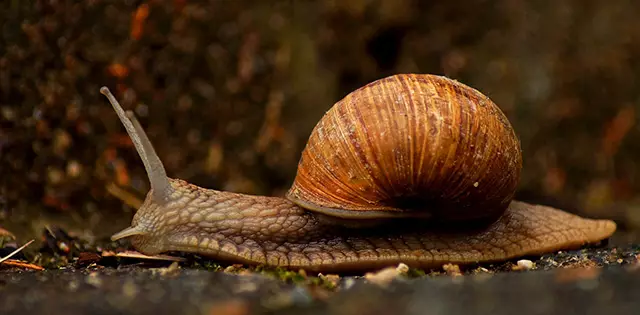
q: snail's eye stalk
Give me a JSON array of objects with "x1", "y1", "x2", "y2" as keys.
[{"x1": 100, "y1": 87, "x2": 173, "y2": 204}]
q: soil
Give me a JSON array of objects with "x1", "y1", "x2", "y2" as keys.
[
  {"x1": 1, "y1": 231, "x2": 639, "y2": 315},
  {"x1": 1, "y1": 245, "x2": 639, "y2": 315}
]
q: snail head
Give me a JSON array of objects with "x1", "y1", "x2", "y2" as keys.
[{"x1": 100, "y1": 87, "x2": 176, "y2": 254}]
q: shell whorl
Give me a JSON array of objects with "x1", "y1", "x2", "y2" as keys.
[{"x1": 286, "y1": 74, "x2": 522, "y2": 222}]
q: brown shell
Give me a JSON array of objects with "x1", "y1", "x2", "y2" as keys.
[{"x1": 286, "y1": 74, "x2": 522, "y2": 222}]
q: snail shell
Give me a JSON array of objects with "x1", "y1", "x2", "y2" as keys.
[{"x1": 287, "y1": 74, "x2": 522, "y2": 222}]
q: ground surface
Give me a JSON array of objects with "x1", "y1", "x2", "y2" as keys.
[
  {"x1": 2, "y1": 255, "x2": 640, "y2": 315},
  {"x1": 1, "y1": 243, "x2": 639, "y2": 315}
]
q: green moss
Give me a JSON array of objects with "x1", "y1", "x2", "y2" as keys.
[
  {"x1": 406, "y1": 268, "x2": 427, "y2": 278},
  {"x1": 255, "y1": 266, "x2": 305, "y2": 283},
  {"x1": 251, "y1": 265, "x2": 339, "y2": 290},
  {"x1": 187, "y1": 260, "x2": 223, "y2": 271}
]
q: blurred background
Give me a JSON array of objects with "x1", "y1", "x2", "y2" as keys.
[{"x1": 1, "y1": 0, "x2": 639, "y2": 245}]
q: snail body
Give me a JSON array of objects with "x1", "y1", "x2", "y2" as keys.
[{"x1": 102, "y1": 74, "x2": 616, "y2": 272}]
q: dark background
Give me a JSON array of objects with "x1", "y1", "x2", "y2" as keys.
[{"x1": 1, "y1": 0, "x2": 639, "y2": 244}]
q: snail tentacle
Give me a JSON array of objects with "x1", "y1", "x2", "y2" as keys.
[
  {"x1": 100, "y1": 87, "x2": 173, "y2": 203},
  {"x1": 111, "y1": 225, "x2": 147, "y2": 241}
]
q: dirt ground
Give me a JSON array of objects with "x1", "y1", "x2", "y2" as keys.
[
  {"x1": 2, "y1": 245, "x2": 640, "y2": 315},
  {"x1": 1, "y1": 231, "x2": 639, "y2": 315}
]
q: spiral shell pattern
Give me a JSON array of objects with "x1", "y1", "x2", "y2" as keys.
[{"x1": 286, "y1": 74, "x2": 522, "y2": 222}]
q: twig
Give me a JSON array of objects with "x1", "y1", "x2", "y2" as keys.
[
  {"x1": 104, "y1": 250, "x2": 186, "y2": 262},
  {"x1": 0, "y1": 239, "x2": 35, "y2": 264},
  {"x1": 0, "y1": 260, "x2": 44, "y2": 271}
]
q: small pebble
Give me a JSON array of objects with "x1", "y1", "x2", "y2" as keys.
[
  {"x1": 396, "y1": 263, "x2": 409, "y2": 273},
  {"x1": 151, "y1": 261, "x2": 181, "y2": 276},
  {"x1": 443, "y1": 263, "x2": 462, "y2": 276},
  {"x1": 513, "y1": 259, "x2": 534, "y2": 271},
  {"x1": 318, "y1": 273, "x2": 341, "y2": 288},
  {"x1": 364, "y1": 263, "x2": 410, "y2": 286}
]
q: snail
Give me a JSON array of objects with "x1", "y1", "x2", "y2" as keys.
[{"x1": 102, "y1": 74, "x2": 616, "y2": 273}]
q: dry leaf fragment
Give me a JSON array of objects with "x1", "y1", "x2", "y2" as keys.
[
  {"x1": 0, "y1": 259, "x2": 44, "y2": 271},
  {"x1": 114, "y1": 250, "x2": 186, "y2": 262}
]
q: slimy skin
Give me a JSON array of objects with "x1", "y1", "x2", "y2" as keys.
[
  {"x1": 119, "y1": 179, "x2": 615, "y2": 273},
  {"x1": 100, "y1": 79, "x2": 616, "y2": 273}
]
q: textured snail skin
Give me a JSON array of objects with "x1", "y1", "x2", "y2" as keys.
[
  {"x1": 100, "y1": 74, "x2": 617, "y2": 273},
  {"x1": 124, "y1": 179, "x2": 615, "y2": 273}
]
